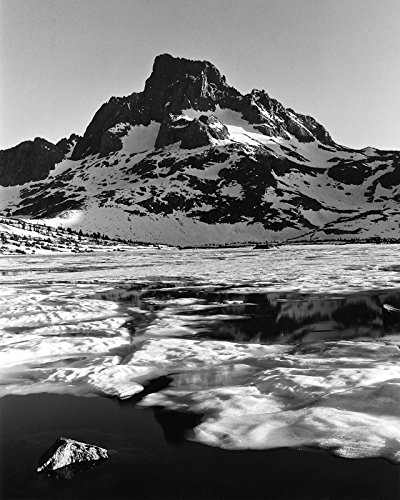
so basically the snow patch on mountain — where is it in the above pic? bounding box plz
[0,217,147,254]
[182,106,278,148]
[32,208,304,246]
[121,122,161,153]
[1,54,399,245]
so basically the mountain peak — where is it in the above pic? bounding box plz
[67,53,334,160]
[0,137,64,186]
[144,54,226,92]
[1,54,399,246]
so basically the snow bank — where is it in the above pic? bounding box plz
[121,122,161,154]
[139,339,400,462]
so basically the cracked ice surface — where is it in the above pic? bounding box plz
[140,339,400,462]
[1,245,400,462]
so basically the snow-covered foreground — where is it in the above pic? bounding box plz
[1,244,400,463]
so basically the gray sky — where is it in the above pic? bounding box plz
[1,0,399,150]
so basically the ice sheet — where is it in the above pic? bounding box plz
[1,246,400,462]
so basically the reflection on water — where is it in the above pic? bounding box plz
[1,245,400,465]
[153,407,203,445]
[38,459,104,480]
[98,282,400,344]
[3,394,398,500]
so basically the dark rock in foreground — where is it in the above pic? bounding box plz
[37,437,108,473]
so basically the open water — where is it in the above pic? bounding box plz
[1,244,400,498]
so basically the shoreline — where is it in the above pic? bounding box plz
[1,393,399,500]
[2,240,400,257]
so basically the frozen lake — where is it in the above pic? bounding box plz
[1,244,400,464]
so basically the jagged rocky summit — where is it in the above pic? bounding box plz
[0,54,399,246]
[37,437,108,474]
[0,134,79,187]
[70,54,333,159]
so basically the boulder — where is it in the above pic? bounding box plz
[37,437,108,473]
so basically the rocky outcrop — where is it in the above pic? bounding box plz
[143,53,242,119]
[328,161,372,185]
[56,133,81,158]
[180,115,229,149]
[70,54,242,159]
[37,437,108,473]
[241,90,334,145]
[155,114,191,148]
[70,54,334,160]
[0,137,64,187]
[70,94,144,159]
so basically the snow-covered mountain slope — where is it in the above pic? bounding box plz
[0,217,151,255]
[1,54,399,245]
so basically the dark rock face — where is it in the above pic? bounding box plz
[242,90,286,125]
[0,138,64,187]
[71,54,242,159]
[328,161,372,185]
[56,133,81,157]
[181,115,229,149]
[297,113,333,144]
[0,54,336,174]
[71,95,142,159]
[99,124,131,157]
[3,53,398,244]
[37,437,108,473]
[70,54,334,160]
[155,114,191,148]
[143,54,242,119]
[241,90,334,145]
[377,157,400,188]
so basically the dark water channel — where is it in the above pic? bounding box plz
[97,281,400,345]
[1,393,399,500]
[2,245,400,499]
